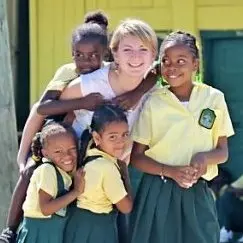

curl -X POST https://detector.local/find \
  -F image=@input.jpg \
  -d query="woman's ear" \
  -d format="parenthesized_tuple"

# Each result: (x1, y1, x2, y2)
(92, 131, 101, 146)
(112, 49, 119, 64)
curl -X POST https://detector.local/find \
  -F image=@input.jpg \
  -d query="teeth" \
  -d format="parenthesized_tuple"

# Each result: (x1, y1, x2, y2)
(129, 63, 142, 67)
(63, 161, 72, 165)
(169, 75, 178, 78)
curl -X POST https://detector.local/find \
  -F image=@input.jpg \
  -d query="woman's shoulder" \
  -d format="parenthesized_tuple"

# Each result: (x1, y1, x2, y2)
(81, 64, 111, 83)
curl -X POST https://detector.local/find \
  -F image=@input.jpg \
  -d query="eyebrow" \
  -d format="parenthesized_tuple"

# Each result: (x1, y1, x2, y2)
(122, 44, 145, 48)
(177, 54, 188, 58)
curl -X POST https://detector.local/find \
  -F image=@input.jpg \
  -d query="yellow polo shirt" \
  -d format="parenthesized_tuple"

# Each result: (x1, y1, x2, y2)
(23, 162, 72, 218)
(45, 63, 79, 92)
(132, 83, 234, 181)
(77, 148, 127, 213)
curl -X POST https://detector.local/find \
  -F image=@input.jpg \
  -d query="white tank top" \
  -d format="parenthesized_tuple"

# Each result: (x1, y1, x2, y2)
(72, 64, 152, 138)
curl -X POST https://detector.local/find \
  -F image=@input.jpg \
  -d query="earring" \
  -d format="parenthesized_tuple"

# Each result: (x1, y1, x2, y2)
(114, 62, 119, 71)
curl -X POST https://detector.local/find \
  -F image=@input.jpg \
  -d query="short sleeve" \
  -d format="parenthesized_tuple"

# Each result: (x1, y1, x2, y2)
(45, 64, 78, 92)
(103, 164, 127, 204)
(217, 94, 234, 138)
(131, 99, 153, 146)
(36, 164, 58, 197)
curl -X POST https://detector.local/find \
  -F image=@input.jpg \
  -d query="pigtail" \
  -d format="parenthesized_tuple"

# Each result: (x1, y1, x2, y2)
(79, 128, 93, 168)
(31, 132, 43, 163)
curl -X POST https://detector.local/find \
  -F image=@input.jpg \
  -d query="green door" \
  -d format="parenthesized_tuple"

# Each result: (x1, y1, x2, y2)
(202, 32, 243, 180)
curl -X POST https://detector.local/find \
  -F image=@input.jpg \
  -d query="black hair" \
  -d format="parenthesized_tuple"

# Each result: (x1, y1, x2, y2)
(104, 32, 114, 62)
(31, 121, 77, 163)
(79, 104, 128, 167)
(83, 10, 108, 30)
(159, 30, 199, 59)
(71, 22, 108, 48)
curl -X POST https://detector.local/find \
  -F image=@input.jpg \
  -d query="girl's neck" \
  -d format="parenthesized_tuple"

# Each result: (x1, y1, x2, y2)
(109, 66, 143, 95)
(169, 82, 194, 102)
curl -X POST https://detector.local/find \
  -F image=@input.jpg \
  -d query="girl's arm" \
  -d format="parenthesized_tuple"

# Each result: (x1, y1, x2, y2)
(190, 136, 228, 178)
(130, 142, 198, 188)
(38, 65, 160, 116)
(115, 160, 133, 214)
(192, 136, 228, 165)
(103, 164, 133, 214)
(17, 90, 62, 170)
(37, 79, 104, 115)
(112, 63, 160, 110)
(39, 168, 85, 216)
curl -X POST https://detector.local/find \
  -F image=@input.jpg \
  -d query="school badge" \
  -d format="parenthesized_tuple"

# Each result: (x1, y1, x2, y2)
(198, 108, 216, 129)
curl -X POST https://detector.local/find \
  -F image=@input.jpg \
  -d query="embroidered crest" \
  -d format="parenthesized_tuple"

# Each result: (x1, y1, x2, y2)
(198, 108, 216, 129)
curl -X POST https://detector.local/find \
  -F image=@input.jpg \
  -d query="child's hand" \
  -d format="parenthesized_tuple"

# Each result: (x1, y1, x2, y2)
(190, 152, 208, 180)
(111, 90, 141, 111)
(83, 93, 104, 110)
(143, 61, 161, 80)
(166, 165, 198, 188)
(73, 168, 85, 195)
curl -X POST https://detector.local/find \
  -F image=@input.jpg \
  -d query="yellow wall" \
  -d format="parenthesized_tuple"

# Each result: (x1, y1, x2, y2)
(29, 0, 243, 104)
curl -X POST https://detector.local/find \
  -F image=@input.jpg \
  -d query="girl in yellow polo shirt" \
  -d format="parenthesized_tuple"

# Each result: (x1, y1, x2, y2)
(129, 31, 234, 243)
(64, 104, 133, 243)
(16, 121, 85, 243)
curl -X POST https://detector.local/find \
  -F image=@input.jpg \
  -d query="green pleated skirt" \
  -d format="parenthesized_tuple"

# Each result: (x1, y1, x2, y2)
(16, 215, 67, 243)
(129, 174, 220, 243)
(64, 207, 118, 243)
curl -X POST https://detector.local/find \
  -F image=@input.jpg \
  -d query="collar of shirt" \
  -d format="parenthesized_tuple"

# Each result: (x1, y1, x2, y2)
(86, 148, 118, 166)
(41, 157, 72, 177)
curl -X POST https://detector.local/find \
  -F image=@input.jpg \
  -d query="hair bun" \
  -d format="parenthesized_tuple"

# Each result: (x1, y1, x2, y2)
(84, 10, 108, 28)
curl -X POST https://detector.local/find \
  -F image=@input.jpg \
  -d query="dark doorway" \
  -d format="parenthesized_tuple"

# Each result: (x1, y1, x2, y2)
(201, 31, 243, 180)
(16, 0, 29, 133)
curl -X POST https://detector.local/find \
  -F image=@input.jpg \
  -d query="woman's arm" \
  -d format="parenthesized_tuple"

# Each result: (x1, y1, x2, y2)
(17, 102, 45, 170)
(17, 90, 62, 171)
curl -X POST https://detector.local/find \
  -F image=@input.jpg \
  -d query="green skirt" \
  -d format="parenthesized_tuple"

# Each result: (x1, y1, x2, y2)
(16, 215, 67, 243)
(129, 174, 220, 243)
(64, 207, 118, 243)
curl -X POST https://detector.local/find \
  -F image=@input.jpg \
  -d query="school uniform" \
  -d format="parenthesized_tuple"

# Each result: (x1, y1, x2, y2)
(16, 162, 72, 243)
(44, 63, 79, 92)
(129, 83, 234, 243)
(64, 148, 127, 243)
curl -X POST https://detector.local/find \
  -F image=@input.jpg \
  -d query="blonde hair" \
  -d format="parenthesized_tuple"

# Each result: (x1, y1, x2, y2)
(110, 19, 158, 55)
